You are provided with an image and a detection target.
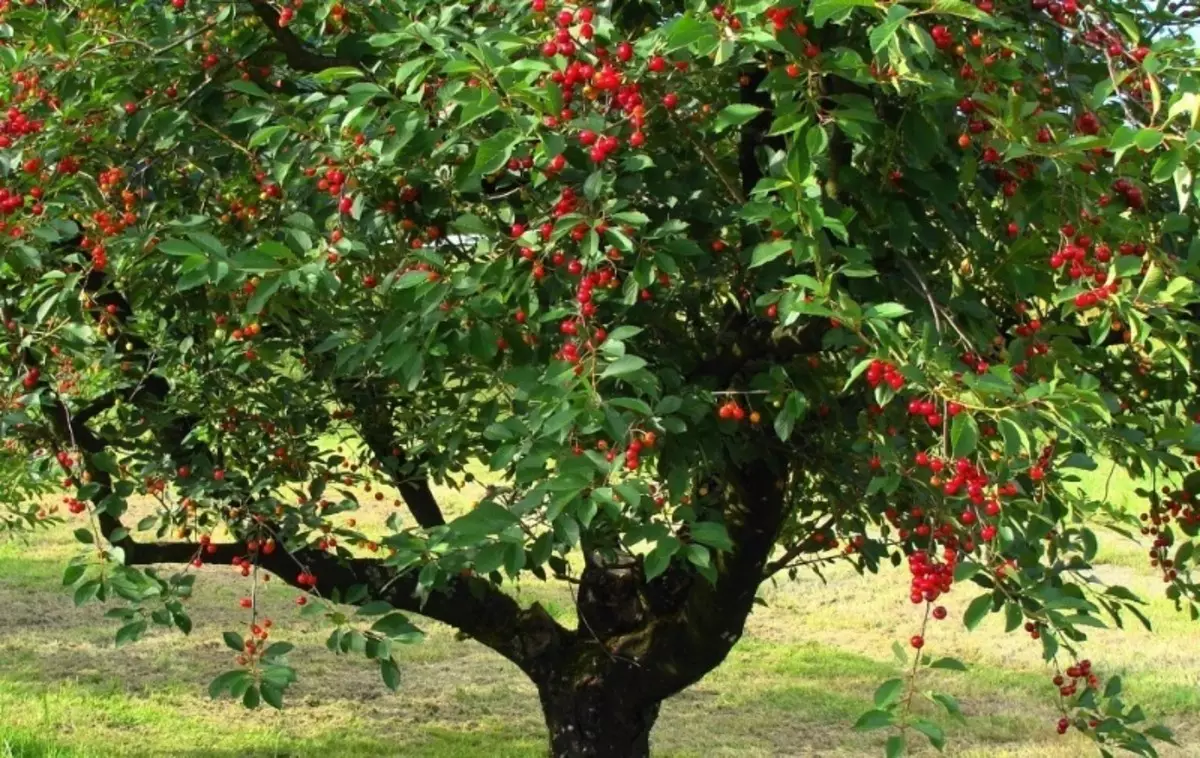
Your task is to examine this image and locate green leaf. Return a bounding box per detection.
[114,620,146,648]
[853,709,894,731]
[262,642,294,661]
[600,355,648,379]
[865,302,911,320]
[260,681,284,710]
[208,670,249,699]
[749,239,792,268]
[963,593,992,631]
[372,613,423,639]
[811,0,878,25]
[242,684,261,709]
[313,66,365,83]
[874,678,904,707]
[249,125,288,148]
[774,392,809,441]
[713,104,763,133]
[1133,128,1163,151]
[223,631,245,652]
[911,718,945,750]
[869,7,912,53]
[228,80,270,98]
[950,414,978,458]
[158,238,204,256]
[643,538,679,580]
[474,129,522,177]
[928,657,968,672]
[380,657,402,691]
[448,502,519,538]
[886,734,906,758]
[474,542,508,574]
[928,0,992,21]
[689,522,734,551]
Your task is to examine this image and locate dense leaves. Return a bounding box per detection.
[3,0,1200,754]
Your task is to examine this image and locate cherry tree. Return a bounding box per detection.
[3,0,1200,755]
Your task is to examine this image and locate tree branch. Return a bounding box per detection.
[123,534,567,676]
[246,0,362,73]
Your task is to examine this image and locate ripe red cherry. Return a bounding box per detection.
[172,0,186,7]
[662,92,679,110]
[338,195,354,214]
[177,466,190,479]
[124,102,138,115]
[648,56,666,73]
[239,597,252,609]
[213,469,226,481]
[616,42,633,62]
[932,606,948,620]
[910,635,925,649]
[629,131,646,147]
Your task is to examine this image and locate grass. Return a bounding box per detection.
[2,470,1199,758]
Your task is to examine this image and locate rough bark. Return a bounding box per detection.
[540,668,660,758]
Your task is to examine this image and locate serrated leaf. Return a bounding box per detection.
[689,522,734,551]
[911,718,945,750]
[223,631,245,652]
[928,657,968,672]
[713,104,762,133]
[874,678,904,707]
[963,593,992,631]
[950,414,978,458]
[749,239,792,268]
[380,657,402,691]
[853,709,894,731]
[600,355,648,379]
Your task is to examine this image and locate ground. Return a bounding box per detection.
[1,463,1198,758]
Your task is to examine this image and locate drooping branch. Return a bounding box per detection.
[24,274,564,677]
[123,532,567,676]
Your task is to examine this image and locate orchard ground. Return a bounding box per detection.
[1,462,1198,758]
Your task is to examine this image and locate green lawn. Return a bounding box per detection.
[2,472,1199,757]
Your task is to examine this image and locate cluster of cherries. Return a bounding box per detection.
[761,7,819,58]
[0,104,43,149]
[930,25,955,50]
[1051,659,1101,734]
[905,398,946,429]
[906,548,957,607]
[1143,485,1198,585]
[864,359,905,391]
[233,618,275,667]
[710,397,741,422]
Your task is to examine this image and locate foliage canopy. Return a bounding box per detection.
[3,0,1200,754]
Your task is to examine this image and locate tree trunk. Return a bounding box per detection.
[539,673,660,758]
